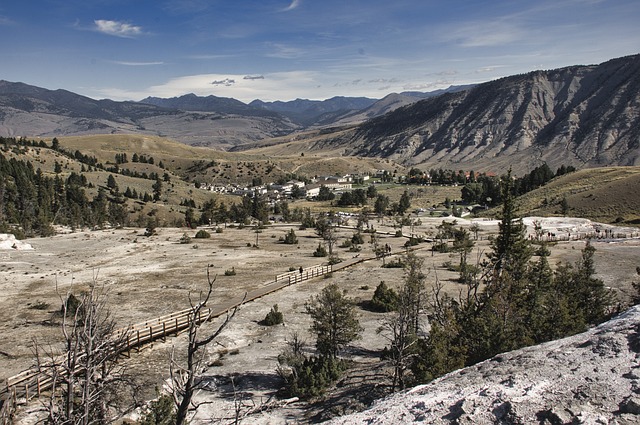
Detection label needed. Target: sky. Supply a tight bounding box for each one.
[1,0,639,103]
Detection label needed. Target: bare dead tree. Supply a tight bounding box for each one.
[169,267,246,425]
[33,274,137,425]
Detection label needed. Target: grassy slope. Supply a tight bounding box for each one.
[514,166,640,225]
[20,135,639,227]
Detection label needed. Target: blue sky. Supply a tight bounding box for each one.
[1,0,639,102]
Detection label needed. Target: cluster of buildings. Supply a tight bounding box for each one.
[198,173,375,200]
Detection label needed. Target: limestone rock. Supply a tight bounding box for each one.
[328,306,640,424]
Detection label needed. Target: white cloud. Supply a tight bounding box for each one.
[92,69,463,103]
[282,0,301,12]
[475,65,507,73]
[112,61,164,66]
[94,20,143,38]
[93,71,327,102]
[265,43,307,59]
[187,54,237,60]
[445,21,523,48]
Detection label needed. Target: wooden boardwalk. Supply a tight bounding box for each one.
[0,263,334,424]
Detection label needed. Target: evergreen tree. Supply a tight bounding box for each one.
[374,194,390,215]
[488,169,533,282]
[571,241,615,324]
[366,184,377,199]
[370,281,398,312]
[106,174,118,191]
[306,284,362,358]
[184,207,196,229]
[398,190,411,214]
[152,178,162,202]
[283,228,298,244]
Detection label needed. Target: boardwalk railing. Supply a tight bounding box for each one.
[0,262,333,424]
[275,264,332,285]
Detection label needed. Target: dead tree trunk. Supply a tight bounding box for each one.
[171,267,246,425]
[33,275,135,425]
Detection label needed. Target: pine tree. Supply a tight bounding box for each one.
[488,169,533,282]
[398,190,411,214]
[306,284,362,358]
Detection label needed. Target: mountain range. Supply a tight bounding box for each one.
[0,79,456,148]
[1,54,639,173]
[282,54,640,173]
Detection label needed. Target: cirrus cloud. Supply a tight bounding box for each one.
[282,0,301,12]
[94,19,143,38]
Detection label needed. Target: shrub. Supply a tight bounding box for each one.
[195,229,211,239]
[209,358,224,367]
[139,393,176,425]
[382,258,405,268]
[328,255,342,265]
[432,242,449,253]
[313,243,328,257]
[340,239,352,248]
[260,304,284,326]
[369,281,398,312]
[283,229,298,244]
[278,354,348,399]
[215,226,224,233]
[29,301,50,310]
[62,293,82,317]
[351,232,365,245]
[404,236,422,247]
[179,233,191,244]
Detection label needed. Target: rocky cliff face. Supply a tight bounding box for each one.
[328,305,640,425]
[321,55,640,173]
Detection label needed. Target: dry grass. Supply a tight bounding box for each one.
[512,167,640,226]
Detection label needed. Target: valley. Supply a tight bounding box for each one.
[1,52,640,424]
[2,216,639,423]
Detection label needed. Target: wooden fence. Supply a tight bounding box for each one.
[275,264,332,285]
[0,263,333,424]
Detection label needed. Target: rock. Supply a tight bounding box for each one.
[619,395,640,414]
[0,234,33,250]
[327,306,640,425]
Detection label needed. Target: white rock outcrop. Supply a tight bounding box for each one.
[0,233,33,250]
[329,306,640,424]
